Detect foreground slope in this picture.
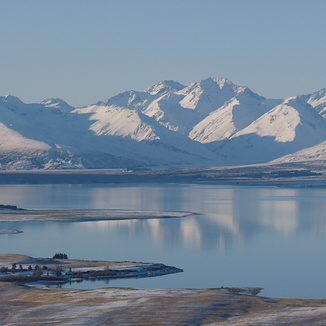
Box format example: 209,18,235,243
1,281,326,325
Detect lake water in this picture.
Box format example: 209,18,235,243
0,183,326,299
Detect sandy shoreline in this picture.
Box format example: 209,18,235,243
0,208,195,222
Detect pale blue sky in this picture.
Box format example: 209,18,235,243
1,0,326,107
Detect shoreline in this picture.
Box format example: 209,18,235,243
0,161,325,187
1,167,326,323
1,255,326,324
0,255,183,288
0,208,195,222
1,255,326,325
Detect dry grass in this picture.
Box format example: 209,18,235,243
0,254,30,264
2,255,326,325
1,283,326,325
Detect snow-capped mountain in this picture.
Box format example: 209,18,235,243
1,78,326,170
212,96,326,165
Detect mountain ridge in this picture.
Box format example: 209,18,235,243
1,78,326,170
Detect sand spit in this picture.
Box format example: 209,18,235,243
0,229,22,234
0,208,194,222
0,255,183,289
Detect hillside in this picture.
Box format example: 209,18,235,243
1,78,326,169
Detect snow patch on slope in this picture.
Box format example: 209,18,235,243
189,91,274,143
84,105,160,141
271,141,326,163
306,89,326,118
233,99,300,143
0,122,50,151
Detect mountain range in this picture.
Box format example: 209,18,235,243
1,77,326,170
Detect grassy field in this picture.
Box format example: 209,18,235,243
1,281,326,325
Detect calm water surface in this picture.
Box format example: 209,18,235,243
0,183,326,299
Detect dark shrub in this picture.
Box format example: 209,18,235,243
52,253,68,259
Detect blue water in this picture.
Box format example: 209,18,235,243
1,183,326,298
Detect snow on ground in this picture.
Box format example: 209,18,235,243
272,140,326,163
212,305,326,325
1,283,326,325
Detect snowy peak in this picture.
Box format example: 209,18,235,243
189,93,270,144
233,98,301,143
178,78,249,114
101,90,151,110
40,98,75,112
307,89,326,107
0,94,24,103
203,77,242,93
0,95,25,111
209,95,326,165
232,96,326,144
94,78,261,139
145,80,185,95
304,88,326,118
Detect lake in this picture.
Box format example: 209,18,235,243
0,183,326,299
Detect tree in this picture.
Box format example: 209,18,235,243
52,253,68,259
55,265,62,276
34,265,42,277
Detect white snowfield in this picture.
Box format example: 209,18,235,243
1,78,326,169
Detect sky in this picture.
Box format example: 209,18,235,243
1,0,326,107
